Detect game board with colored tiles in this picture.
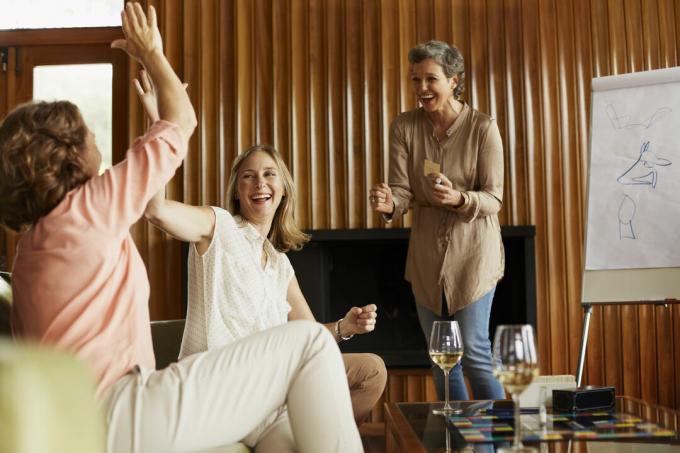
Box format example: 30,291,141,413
448,410,677,443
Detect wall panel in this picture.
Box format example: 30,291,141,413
362,0,382,229
219,0,235,207
3,0,680,410
658,0,678,68
501,0,525,226
290,0,311,228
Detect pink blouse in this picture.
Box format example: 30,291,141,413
11,121,186,398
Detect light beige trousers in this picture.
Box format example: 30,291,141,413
104,320,362,453
244,353,387,452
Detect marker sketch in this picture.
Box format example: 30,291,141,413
606,104,672,129
585,67,680,270
618,194,636,239
617,141,672,188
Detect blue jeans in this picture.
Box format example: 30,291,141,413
416,288,505,401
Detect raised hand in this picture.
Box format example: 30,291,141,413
111,3,163,64
134,70,189,124
113,2,196,141
340,304,378,337
134,69,159,122
369,183,394,215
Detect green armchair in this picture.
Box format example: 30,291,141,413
150,318,186,369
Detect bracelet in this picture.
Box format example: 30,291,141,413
335,318,354,341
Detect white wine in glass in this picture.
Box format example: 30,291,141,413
495,366,539,395
493,324,539,453
429,350,464,370
429,320,464,415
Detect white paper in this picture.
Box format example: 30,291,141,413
585,67,680,270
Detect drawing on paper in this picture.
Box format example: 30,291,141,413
614,142,672,241
617,141,672,188
618,194,636,240
585,68,680,270
606,104,672,129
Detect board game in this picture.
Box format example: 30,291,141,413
448,409,676,443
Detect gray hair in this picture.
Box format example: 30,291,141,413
408,40,465,99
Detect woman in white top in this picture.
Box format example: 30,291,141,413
138,74,386,451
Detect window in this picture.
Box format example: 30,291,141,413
0,0,122,30
0,0,128,270
33,64,114,172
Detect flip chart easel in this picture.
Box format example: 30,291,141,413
577,67,680,387
576,270,680,386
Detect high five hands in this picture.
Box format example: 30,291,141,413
111,3,163,63
134,70,160,122
134,70,189,123
112,2,197,144
340,304,378,337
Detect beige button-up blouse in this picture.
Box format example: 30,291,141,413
388,103,505,315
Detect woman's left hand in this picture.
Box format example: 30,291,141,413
428,172,464,208
341,304,378,336
134,69,160,122
134,69,189,123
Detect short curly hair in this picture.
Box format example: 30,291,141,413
408,40,466,99
0,101,90,231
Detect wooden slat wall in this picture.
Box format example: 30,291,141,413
138,0,680,408
3,0,680,409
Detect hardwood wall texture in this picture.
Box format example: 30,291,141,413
137,0,680,409
2,0,680,410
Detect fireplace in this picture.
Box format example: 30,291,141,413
287,226,536,367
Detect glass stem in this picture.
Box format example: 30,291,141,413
443,368,450,410
513,392,523,448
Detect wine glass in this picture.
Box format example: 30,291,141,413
429,320,464,415
493,324,539,453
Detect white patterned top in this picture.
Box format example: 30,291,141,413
178,207,293,359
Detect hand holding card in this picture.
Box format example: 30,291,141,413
424,159,441,177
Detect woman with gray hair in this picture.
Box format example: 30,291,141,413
369,40,505,406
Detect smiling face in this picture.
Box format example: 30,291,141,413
235,150,285,225
410,58,457,114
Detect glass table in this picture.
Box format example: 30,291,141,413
384,396,680,452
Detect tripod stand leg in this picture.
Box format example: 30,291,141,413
576,304,593,388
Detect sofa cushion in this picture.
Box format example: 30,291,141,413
0,339,106,453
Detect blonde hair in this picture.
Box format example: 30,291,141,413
226,145,309,252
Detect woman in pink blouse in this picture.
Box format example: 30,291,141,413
0,3,361,452
370,40,506,403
